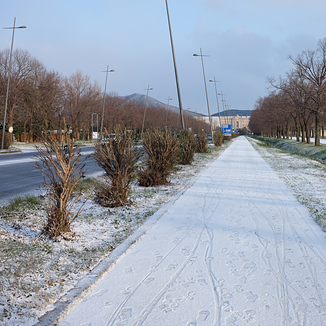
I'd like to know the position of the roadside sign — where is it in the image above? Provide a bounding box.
[92,132,98,140]
[222,124,232,136]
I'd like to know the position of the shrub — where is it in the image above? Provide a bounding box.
[178,130,197,165]
[93,126,140,207]
[138,128,180,187]
[196,130,208,153]
[35,129,86,238]
[213,130,224,146]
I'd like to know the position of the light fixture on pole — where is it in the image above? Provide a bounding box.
[219,91,226,124]
[141,85,153,137]
[1,17,26,150]
[166,96,172,126]
[92,113,99,140]
[100,65,114,136]
[209,77,221,129]
[164,0,185,130]
[193,48,214,144]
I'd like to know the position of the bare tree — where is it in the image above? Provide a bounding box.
[63,71,101,140]
[290,38,326,145]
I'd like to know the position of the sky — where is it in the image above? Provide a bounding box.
[1,0,326,115]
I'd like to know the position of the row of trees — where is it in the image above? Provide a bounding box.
[249,38,326,146]
[0,49,210,146]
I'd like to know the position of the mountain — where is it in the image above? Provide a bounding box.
[121,93,179,114]
[121,93,205,117]
[121,93,251,117]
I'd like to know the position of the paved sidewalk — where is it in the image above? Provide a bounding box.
[57,136,326,326]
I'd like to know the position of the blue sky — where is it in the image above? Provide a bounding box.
[1,0,326,115]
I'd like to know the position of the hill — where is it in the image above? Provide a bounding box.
[121,93,251,117]
[120,93,205,117]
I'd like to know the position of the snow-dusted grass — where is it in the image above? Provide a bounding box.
[0,144,226,326]
[254,136,326,164]
[58,136,326,326]
[249,137,326,230]
[2,137,326,325]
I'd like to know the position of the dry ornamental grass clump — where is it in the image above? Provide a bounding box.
[195,130,208,153]
[93,127,140,207]
[178,129,197,165]
[214,130,224,147]
[35,130,87,238]
[138,128,180,187]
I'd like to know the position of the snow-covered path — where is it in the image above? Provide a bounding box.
[58,136,326,326]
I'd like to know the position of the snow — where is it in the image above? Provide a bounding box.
[0,142,225,325]
[54,136,326,326]
[1,136,326,325]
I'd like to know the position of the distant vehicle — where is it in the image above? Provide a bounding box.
[101,133,116,145]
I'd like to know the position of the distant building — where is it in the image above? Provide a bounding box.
[198,109,252,131]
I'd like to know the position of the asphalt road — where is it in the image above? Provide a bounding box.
[0,146,102,204]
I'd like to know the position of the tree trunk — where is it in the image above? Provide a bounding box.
[315,112,320,146]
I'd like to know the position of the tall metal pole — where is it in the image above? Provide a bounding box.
[141,85,153,137]
[1,18,26,150]
[219,91,226,126]
[166,96,172,126]
[92,113,99,140]
[100,65,114,136]
[165,0,185,130]
[209,77,221,128]
[193,48,214,144]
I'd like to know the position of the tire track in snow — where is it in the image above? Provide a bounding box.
[132,170,226,326]
[247,164,305,325]
[104,166,227,325]
[104,216,203,326]
[232,139,302,325]
[245,138,326,325]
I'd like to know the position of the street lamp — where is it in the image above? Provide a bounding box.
[166,96,172,126]
[1,17,26,150]
[219,91,226,124]
[141,85,153,137]
[209,77,221,129]
[92,113,99,141]
[164,0,185,130]
[100,65,114,136]
[193,48,214,144]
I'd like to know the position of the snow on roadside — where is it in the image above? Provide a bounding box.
[2,137,326,326]
[248,137,326,230]
[0,144,226,326]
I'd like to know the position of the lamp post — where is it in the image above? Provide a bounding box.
[164,0,185,130]
[166,96,172,126]
[141,85,153,137]
[193,48,214,144]
[1,17,26,150]
[219,91,226,125]
[100,65,114,136]
[209,77,221,129]
[92,113,99,140]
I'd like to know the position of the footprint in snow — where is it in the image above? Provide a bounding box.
[119,307,132,321]
[197,310,210,321]
[91,289,108,297]
[244,291,258,302]
[186,322,196,326]
[123,267,134,274]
